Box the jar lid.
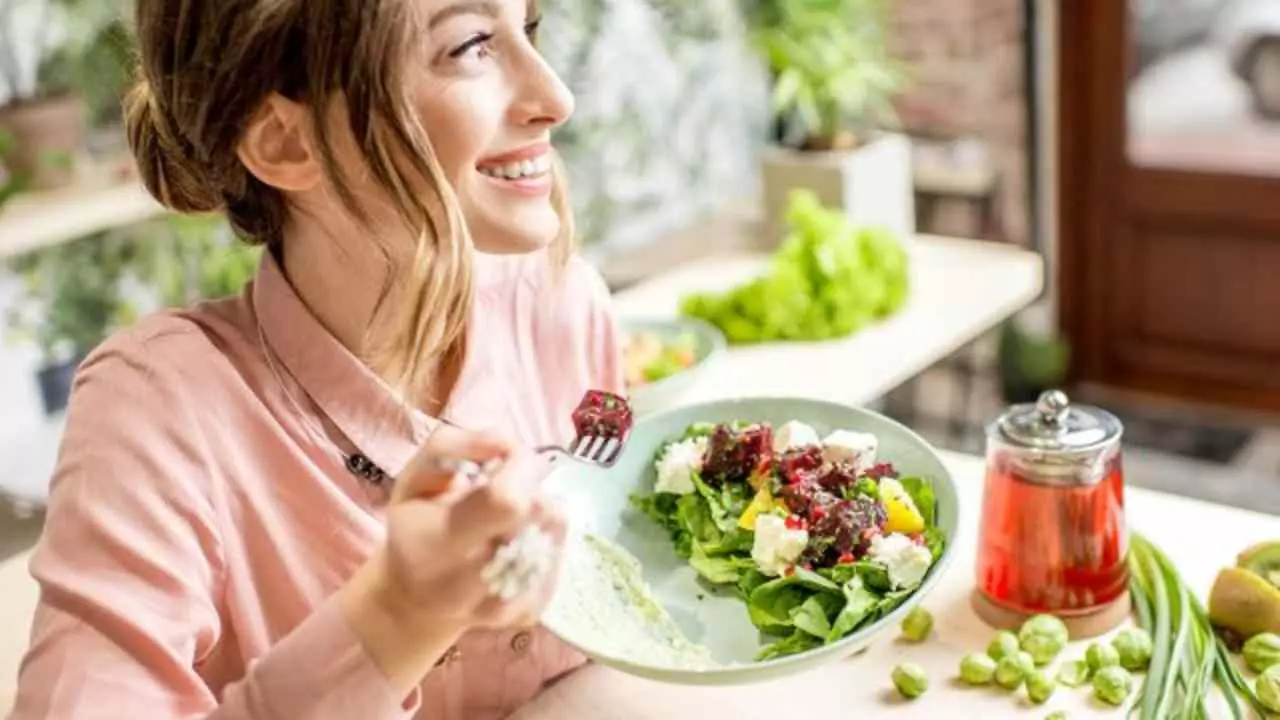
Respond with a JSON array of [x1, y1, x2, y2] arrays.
[[996, 390, 1123, 454]]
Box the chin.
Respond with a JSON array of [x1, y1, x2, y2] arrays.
[[466, 205, 561, 255]]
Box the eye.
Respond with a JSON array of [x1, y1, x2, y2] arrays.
[[524, 14, 542, 43], [448, 32, 495, 61]]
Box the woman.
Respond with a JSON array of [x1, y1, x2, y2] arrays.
[[7, 0, 622, 718]]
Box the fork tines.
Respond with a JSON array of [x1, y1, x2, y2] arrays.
[[571, 434, 625, 465]]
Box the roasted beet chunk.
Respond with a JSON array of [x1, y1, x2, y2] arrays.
[[571, 390, 633, 438], [806, 497, 888, 565], [816, 460, 861, 492], [778, 472, 838, 518], [701, 423, 773, 485], [777, 445, 823, 484], [862, 462, 898, 480]]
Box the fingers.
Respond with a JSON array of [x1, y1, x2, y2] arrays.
[[447, 450, 554, 548], [470, 499, 568, 628], [393, 425, 512, 503]]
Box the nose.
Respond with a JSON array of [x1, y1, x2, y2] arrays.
[[509, 47, 574, 130]]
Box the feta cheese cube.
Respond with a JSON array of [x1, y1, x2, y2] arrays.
[[751, 514, 809, 577], [868, 532, 934, 590], [821, 430, 878, 471], [654, 437, 707, 495], [772, 420, 821, 453]]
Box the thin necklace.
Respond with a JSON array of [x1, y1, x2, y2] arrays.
[[254, 313, 394, 490]]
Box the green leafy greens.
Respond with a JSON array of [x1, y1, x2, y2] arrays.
[[630, 422, 945, 661], [679, 190, 909, 344]]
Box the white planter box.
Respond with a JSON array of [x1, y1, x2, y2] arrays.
[[760, 133, 915, 246]]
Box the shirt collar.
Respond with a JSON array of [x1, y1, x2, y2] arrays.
[[251, 252, 435, 477]]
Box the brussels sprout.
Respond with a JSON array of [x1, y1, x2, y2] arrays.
[[1086, 642, 1120, 672], [1044, 713, 1068, 720], [996, 651, 1036, 690], [1057, 659, 1091, 688], [1111, 628, 1154, 671], [988, 631, 1021, 661], [1092, 665, 1133, 706], [892, 662, 928, 699], [1258, 664, 1280, 713], [959, 652, 997, 685], [1020, 614, 1070, 646], [900, 607, 934, 642], [1026, 669, 1056, 704], [1020, 614, 1070, 665], [1023, 633, 1066, 666], [1244, 632, 1280, 674]]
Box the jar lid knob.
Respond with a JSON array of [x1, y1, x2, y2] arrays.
[[1036, 390, 1070, 427]]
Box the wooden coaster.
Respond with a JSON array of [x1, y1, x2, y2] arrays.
[[970, 589, 1133, 639]]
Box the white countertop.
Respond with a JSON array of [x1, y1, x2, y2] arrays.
[[512, 450, 1280, 720], [611, 234, 1044, 407], [2, 453, 1276, 715]]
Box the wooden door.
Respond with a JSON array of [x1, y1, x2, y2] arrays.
[[1059, 0, 1280, 412]]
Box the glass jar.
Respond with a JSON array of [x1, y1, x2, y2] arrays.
[[974, 390, 1129, 623]]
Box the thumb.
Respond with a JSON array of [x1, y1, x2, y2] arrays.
[[392, 425, 513, 503]]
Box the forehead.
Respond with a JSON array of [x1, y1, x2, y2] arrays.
[[416, 0, 532, 26]]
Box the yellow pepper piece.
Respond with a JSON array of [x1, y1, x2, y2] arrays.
[[884, 495, 925, 534], [738, 485, 775, 530]]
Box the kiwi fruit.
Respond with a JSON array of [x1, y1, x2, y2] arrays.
[[1207, 567, 1280, 640], [1237, 541, 1280, 589]]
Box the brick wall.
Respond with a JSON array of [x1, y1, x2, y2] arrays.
[[890, 0, 1030, 247]]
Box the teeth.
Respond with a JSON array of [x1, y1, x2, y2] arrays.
[[479, 154, 552, 180]]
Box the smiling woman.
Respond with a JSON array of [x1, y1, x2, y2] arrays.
[[6, 0, 627, 719]]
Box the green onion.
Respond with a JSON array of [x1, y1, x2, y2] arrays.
[[1127, 533, 1268, 720]]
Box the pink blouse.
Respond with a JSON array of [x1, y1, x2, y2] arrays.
[[7, 249, 624, 720]]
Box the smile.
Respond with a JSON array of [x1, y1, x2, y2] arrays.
[[477, 153, 552, 180]]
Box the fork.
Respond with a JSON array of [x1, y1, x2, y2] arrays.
[[430, 417, 629, 471], [535, 431, 628, 469]]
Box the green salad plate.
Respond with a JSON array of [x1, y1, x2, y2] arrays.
[[542, 396, 959, 686], [618, 316, 726, 417]]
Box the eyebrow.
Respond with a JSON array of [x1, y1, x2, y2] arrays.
[[427, 0, 501, 29]]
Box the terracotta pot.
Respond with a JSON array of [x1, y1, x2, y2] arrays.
[[0, 93, 87, 191]]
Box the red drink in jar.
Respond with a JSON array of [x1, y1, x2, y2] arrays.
[[973, 390, 1131, 635]]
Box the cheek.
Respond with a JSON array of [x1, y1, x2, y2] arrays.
[[413, 84, 502, 186]]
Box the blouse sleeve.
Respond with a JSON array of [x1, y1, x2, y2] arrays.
[[8, 331, 418, 720]]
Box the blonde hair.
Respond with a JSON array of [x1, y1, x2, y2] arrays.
[[123, 0, 573, 403]]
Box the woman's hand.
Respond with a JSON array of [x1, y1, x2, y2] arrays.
[[339, 426, 567, 696]]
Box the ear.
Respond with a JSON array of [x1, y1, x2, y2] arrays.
[[237, 94, 322, 193]]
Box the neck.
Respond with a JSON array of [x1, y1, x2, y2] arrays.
[[278, 219, 453, 415]]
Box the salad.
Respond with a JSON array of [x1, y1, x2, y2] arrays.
[[631, 419, 945, 660], [623, 330, 698, 389]]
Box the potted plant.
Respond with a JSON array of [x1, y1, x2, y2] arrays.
[[743, 0, 914, 245], [997, 317, 1071, 405], [0, 0, 129, 189], [4, 229, 140, 415]]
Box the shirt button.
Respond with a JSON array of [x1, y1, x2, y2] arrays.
[[510, 631, 533, 655]]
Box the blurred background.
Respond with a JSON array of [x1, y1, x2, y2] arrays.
[[0, 0, 1278, 560]]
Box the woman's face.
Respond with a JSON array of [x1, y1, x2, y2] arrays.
[[411, 0, 574, 254]]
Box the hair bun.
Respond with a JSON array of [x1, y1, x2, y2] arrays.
[[123, 81, 223, 214]]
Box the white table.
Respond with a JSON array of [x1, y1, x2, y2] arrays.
[[610, 235, 1044, 408], [511, 451, 1280, 720]]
